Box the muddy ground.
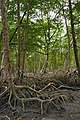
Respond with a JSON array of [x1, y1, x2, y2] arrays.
[[0, 71, 80, 120], [0, 90, 80, 120]]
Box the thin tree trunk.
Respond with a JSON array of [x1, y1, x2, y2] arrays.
[[21, 0, 30, 78], [9, 10, 27, 43], [43, 33, 49, 73], [44, 17, 50, 73], [68, 0, 80, 77], [53, 50, 56, 68], [17, 0, 21, 77], [1, 0, 15, 93], [63, 8, 71, 69]]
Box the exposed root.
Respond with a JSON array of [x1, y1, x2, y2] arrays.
[[39, 82, 58, 93], [0, 81, 75, 117], [15, 85, 40, 94], [0, 115, 10, 120], [58, 85, 80, 90]]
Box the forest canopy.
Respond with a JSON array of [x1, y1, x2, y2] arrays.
[[0, 0, 80, 75]]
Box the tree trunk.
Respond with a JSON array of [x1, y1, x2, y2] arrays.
[[68, 0, 80, 77], [43, 17, 50, 73], [63, 8, 71, 70], [17, 0, 21, 77], [21, 0, 30, 78], [1, 0, 15, 93]]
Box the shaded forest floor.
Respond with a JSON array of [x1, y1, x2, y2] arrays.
[[0, 69, 80, 120]]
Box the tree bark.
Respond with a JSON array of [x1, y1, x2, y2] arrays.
[[63, 8, 71, 70], [68, 0, 80, 77], [21, 0, 30, 78], [17, 0, 21, 77], [1, 0, 15, 93]]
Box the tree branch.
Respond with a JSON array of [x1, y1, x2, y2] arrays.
[[9, 10, 27, 43]]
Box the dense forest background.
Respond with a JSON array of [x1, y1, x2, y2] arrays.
[[0, 0, 80, 119], [0, 0, 80, 75]]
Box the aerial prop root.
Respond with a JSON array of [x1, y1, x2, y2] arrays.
[[0, 82, 74, 116]]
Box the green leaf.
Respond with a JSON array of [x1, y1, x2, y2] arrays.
[[75, 2, 80, 12]]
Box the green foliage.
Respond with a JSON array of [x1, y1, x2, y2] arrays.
[[75, 1, 80, 13], [0, 0, 79, 71]]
